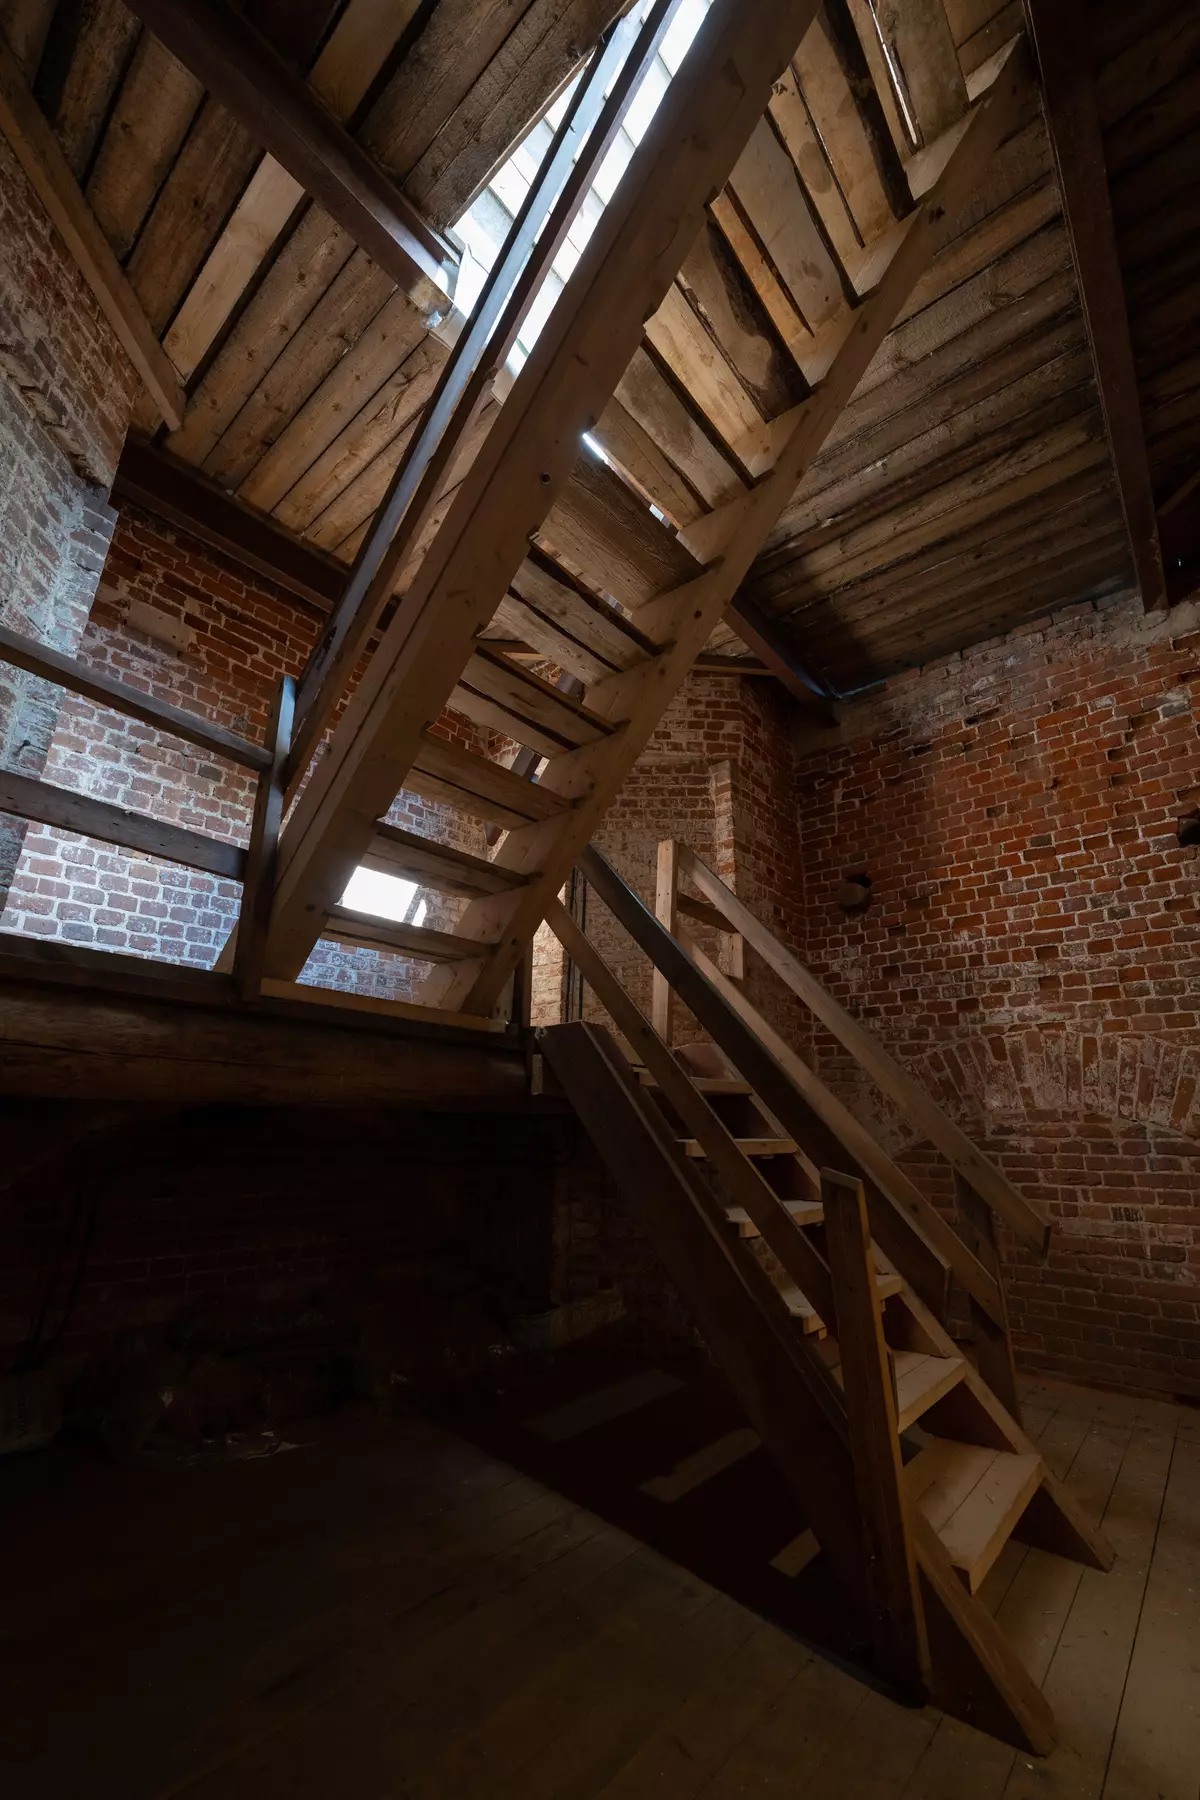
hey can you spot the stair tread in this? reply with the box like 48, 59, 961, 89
365, 822, 529, 899
681, 1136, 798, 1157
907, 1437, 1043, 1593
637, 1072, 752, 1094
724, 1197, 823, 1234
779, 1268, 899, 1333
892, 1350, 967, 1432
324, 906, 488, 962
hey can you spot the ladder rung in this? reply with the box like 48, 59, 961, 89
681, 1136, 797, 1158
325, 906, 488, 963
364, 823, 530, 900
408, 731, 569, 832
724, 1198, 823, 1237
454, 648, 614, 756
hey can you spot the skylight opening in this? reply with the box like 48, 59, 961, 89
449, 0, 713, 380
341, 865, 427, 928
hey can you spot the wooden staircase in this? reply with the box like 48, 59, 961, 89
535, 843, 1114, 1754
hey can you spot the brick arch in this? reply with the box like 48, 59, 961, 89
911, 1031, 1200, 1142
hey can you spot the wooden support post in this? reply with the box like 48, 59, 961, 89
954, 1169, 1022, 1425
234, 676, 296, 1000
822, 1168, 929, 1703
651, 837, 679, 1045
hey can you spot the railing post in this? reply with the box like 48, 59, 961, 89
822, 1168, 929, 1704
234, 674, 296, 999
954, 1169, 1022, 1424
651, 837, 679, 1044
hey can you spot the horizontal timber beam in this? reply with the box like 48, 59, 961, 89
726, 593, 836, 712
0, 963, 528, 1105
0, 621, 272, 771
114, 437, 345, 615
0, 30, 185, 429
122, 0, 454, 307
0, 767, 246, 879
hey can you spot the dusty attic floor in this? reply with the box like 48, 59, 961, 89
0, 1368, 1196, 1799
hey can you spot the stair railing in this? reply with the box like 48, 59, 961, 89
574, 842, 1027, 1421
653, 838, 1043, 1418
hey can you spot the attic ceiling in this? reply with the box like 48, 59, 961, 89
3, 0, 1196, 696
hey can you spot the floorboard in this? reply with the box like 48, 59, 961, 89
0, 1371, 1194, 1799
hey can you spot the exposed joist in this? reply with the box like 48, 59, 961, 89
1024, 0, 1166, 610
113, 436, 344, 615
121, 0, 454, 308
726, 593, 836, 712
0, 29, 185, 429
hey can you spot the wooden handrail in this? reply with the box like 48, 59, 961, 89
578, 845, 981, 1319
675, 926, 1002, 1324
673, 842, 1051, 1256
545, 896, 839, 1338
0, 623, 271, 772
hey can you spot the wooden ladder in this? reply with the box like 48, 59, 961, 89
536, 845, 1114, 1754
248, 9, 1031, 1011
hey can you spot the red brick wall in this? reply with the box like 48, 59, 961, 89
791, 587, 1200, 1397
0, 133, 136, 899
1, 505, 494, 995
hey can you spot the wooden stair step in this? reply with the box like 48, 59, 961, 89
511, 552, 660, 671
906, 1437, 1044, 1594
364, 823, 530, 900
538, 448, 701, 612
324, 906, 488, 963
780, 1267, 900, 1334
407, 731, 570, 832
681, 1136, 798, 1158
636, 1071, 753, 1095
724, 1197, 823, 1237
891, 1350, 967, 1432
453, 648, 615, 756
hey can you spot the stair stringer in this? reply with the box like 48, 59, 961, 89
541, 1021, 1061, 1753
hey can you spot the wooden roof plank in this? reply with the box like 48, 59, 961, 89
0, 30, 186, 429
122, 0, 453, 302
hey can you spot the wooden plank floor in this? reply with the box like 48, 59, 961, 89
0, 1376, 1195, 1798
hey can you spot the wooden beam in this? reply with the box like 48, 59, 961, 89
324, 906, 491, 963
0, 965, 527, 1104
263, 0, 828, 982
113, 436, 344, 614
0, 621, 272, 772
0, 29, 185, 429
822, 1168, 929, 1701
650, 835, 678, 1044
364, 823, 529, 899
121, 0, 453, 307
726, 592, 836, 711
1024, 0, 1166, 610
0, 766, 246, 879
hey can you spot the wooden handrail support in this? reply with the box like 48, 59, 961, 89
822, 1168, 928, 1702
672, 842, 1051, 1256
